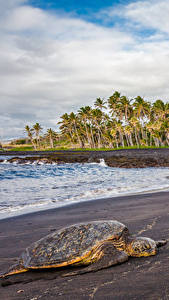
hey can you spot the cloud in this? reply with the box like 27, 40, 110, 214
0, 0, 169, 139
119, 0, 169, 35
100, 0, 169, 35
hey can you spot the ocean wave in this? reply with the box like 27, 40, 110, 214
0, 163, 169, 219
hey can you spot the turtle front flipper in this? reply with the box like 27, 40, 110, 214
0, 263, 28, 278
62, 241, 128, 277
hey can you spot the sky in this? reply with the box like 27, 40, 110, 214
1, 0, 169, 140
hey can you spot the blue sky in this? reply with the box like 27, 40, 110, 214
30, 0, 133, 13
1, 0, 169, 139
30, 0, 136, 26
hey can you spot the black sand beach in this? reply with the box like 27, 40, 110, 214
0, 191, 169, 299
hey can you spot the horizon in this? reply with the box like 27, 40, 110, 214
1, 0, 169, 140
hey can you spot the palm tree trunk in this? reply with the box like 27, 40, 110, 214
129, 134, 134, 146
125, 134, 130, 147
74, 123, 84, 148
84, 122, 92, 147
150, 133, 153, 146
144, 128, 148, 146
90, 126, 96, 148
120, 132, 125, 147
97, 130, 102, 148
31, 137, 37, 150
138, 130, 141, 145
154, 137, 159, 147
159, 136, 164, 146
50, 136, 54, 148
69, 129, 74, 142
115, 137, 119, 148
95, 121, 102, 148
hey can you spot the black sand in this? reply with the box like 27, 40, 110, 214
0, 191, 169, 299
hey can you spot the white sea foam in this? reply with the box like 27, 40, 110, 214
2, 159, 10, 164
99, 158, 108, 167
88, 158, 108, 167
0, 159, 58, 166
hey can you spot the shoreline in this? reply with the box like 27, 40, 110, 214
0, 191, 169, 299
0, 190, 169, 222
1, 187, 169, 221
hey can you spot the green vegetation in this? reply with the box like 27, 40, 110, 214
73, 145, 169, 151
21, 92, 169, 150
10, 146, 34, 151
10, 139, 27, 145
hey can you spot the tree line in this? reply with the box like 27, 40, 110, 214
25, 92, 169, 149
25, 124, 59, 150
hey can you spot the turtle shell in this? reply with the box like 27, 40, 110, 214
20, 220, 128, 269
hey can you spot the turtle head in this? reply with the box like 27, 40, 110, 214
127, 237, 157, 257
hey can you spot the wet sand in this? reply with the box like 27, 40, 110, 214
0, 191, 169, 299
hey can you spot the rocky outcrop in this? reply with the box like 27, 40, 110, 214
1, 148, 169, 168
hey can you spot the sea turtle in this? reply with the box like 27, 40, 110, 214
0, 220, 167, 278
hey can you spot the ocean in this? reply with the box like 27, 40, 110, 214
0, 157, 169, 220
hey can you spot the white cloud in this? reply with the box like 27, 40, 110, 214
102, 0, 169, 35
122, 0, 169, 34
0, 0, 169, 139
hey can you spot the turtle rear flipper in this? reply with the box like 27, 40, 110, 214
0, 263, 28, 278
62, 242, 128, 276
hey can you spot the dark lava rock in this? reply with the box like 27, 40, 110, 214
1, 148, 169, 168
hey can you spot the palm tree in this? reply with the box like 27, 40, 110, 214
146, 122, 154, 146
25, 125, 37, 150
110, 127, 118, 148
133, 96, 151, 135
124, 125, 134, 146
46, 128, 58, 148
107, 91, 121, 118
151, 100, 166, 121
133, 96, 151, 120
78, 106, 93, 147
133, 96, 151, 143
69, 112, 84, 148
161, 120, 169, 146
129, 117, 140, 147
118, 96, 133, 123
115, 121, 125, 147
33, 123, 43, 148
91, 108, 104, 148
94, 98, 106, 111
58, 113, 74, 142
150, 121, 163, 147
